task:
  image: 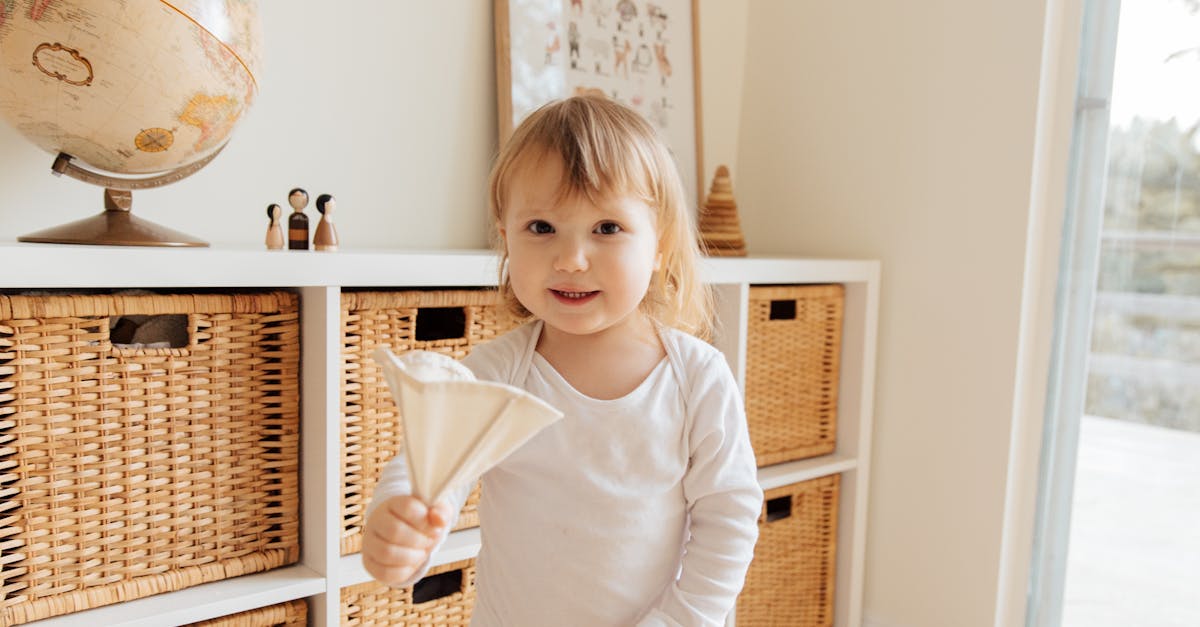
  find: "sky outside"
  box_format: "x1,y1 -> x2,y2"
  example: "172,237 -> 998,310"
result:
1109,0 -> 1200,127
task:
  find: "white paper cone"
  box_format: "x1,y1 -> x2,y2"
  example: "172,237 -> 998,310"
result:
373,347 -> 564,504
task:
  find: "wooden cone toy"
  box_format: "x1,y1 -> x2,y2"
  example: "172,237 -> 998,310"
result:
699,165 -> 747,256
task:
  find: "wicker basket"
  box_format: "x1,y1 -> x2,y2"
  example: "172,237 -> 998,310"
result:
737,474 -> 840,626
184,598 -> 308,626
340,290 -> 522,555
341,558 -> 476,626
0,291 -> 301,626
745,285 -> 843,465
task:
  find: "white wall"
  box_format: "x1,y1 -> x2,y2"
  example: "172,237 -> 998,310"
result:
0,4 -> 493,248
0,2 -> 747,250
736,1 -> 1060,626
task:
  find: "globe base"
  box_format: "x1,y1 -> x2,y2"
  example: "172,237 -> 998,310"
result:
19,210 -> 208,247
19,211 -> 207,247
19,187 -> 207,247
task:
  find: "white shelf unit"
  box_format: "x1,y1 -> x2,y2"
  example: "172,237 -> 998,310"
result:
3,243 -> 879,627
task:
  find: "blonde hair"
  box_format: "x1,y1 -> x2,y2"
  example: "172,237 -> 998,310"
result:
488,96 -> 713,340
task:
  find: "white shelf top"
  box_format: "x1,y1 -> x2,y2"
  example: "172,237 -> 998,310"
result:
699,254 -> 879,285
26,564 -> 324,627
757,453 -> 858,491
0,241 -> 878,288
0,242 -> 500,288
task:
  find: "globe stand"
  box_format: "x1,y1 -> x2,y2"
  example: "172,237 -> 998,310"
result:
17,150 -> 225,247
18,188 -> 208,247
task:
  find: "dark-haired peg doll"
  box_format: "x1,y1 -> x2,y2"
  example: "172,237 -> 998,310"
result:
314,193 -> 339,251
265,203 -> 285,250
287,187 -> 310,250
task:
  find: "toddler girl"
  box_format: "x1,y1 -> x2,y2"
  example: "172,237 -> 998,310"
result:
363,96 -> 762,626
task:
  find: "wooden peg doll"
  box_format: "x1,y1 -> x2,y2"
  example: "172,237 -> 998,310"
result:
314,193 -> 339,251
287,187 -> 310,250
265,203 -> 285,250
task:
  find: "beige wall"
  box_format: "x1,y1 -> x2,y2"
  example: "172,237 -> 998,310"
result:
0,2 -> 1070,625
698,0 -> 750,190
736,1 -> 1060,626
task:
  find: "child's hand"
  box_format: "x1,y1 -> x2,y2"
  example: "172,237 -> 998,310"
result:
362,495 -> 454,586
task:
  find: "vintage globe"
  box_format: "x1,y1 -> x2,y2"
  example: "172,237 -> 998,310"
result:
0,0 -> 262,245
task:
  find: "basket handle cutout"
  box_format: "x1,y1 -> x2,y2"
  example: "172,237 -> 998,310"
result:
768,300 -> 797,320
765,495 -> 793,522
108,313 -> 191,348
412,568 -> 464,604
415,307 -> 468,342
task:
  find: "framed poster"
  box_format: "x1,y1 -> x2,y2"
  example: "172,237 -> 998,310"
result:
495,0 -> 704,210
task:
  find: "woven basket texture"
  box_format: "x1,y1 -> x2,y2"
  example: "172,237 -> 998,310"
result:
340,290 -> 522,555
341,558 -> 476,626
745,285 -> 843,465
737,474 -> 840,626
0,292 -> 301,626
184,598 -> 307,626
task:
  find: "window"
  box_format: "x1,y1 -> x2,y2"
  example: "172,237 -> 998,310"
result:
1029,1 -> 1200,625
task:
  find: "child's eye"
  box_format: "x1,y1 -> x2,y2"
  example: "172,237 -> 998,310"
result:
527,220 -> 554,234
595,222 -> 622,235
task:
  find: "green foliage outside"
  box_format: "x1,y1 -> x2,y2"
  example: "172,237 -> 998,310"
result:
1101,119 -> 1200,238
1085,117 -> 1200,431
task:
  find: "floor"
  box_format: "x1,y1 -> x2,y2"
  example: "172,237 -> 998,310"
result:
1062,415 -> 1200,627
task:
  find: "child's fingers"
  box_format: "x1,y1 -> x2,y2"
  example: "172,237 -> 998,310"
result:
361,495 -> 453,587
362,550 -> 422,587
362,526 -> 431,566
360,526 -> 432,566
386,495 -> 445,539
427,499 -> 454,528
364,510 -> 437,553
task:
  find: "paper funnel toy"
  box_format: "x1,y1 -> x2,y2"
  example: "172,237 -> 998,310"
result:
373,347 -> 564,504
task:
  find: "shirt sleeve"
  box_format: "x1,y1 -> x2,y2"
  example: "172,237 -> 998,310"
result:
638,351 -> 764,626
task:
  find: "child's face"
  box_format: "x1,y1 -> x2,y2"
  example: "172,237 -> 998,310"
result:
501,155 -> 662,340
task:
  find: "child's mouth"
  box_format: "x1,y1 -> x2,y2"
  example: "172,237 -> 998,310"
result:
550,289 -> 599,305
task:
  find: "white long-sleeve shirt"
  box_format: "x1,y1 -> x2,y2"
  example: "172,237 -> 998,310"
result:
369,321 -> 762,626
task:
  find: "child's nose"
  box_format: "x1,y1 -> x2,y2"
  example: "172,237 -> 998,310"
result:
553,238 -> 589,272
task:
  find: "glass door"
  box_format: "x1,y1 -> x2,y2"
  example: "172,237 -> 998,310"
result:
1031,1 -> 1200,625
